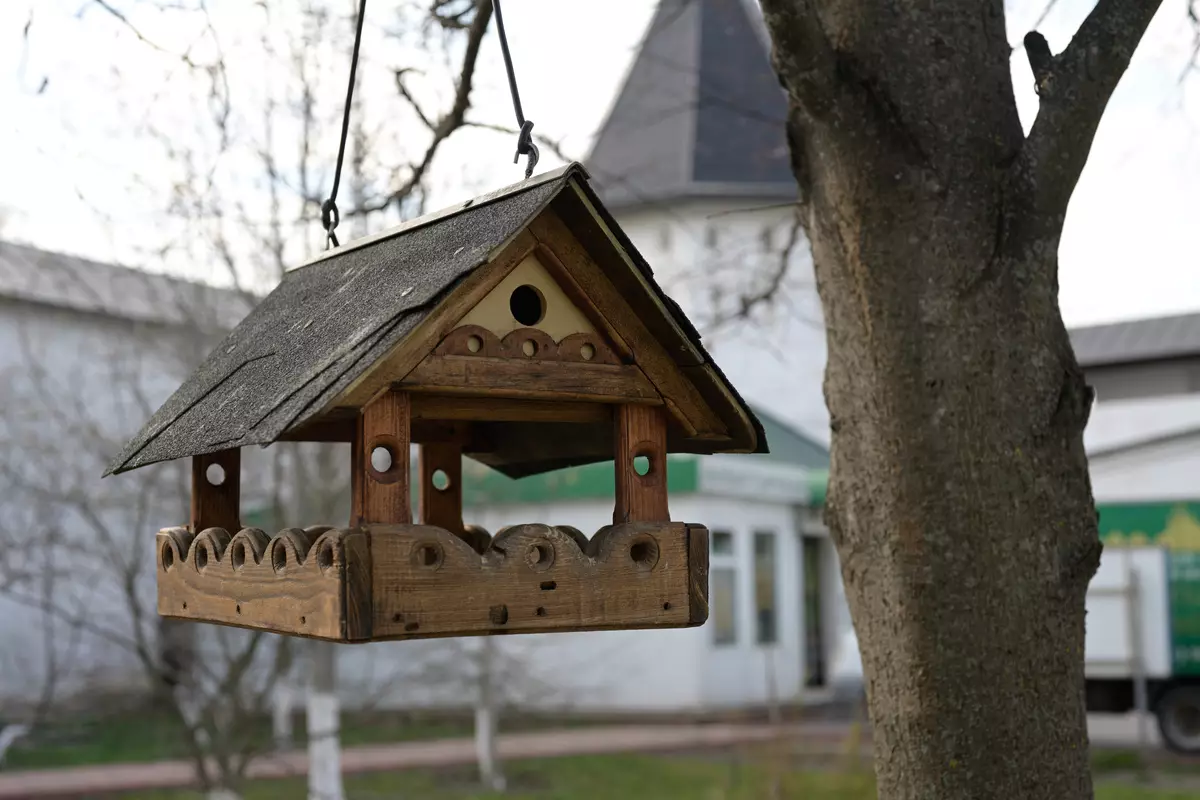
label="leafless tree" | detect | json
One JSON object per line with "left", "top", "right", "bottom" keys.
{"left": 2, "top": 0, "right": 567, "bottom": 794}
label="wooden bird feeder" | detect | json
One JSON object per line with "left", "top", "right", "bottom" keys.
{"left": 105, "top": 163, "right": 767, "bottom": 642}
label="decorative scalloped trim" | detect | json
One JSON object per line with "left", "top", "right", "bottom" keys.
{"left": 435, "top": 324, "right": 620, "bottom": 365}
{"left": 159, "top": 525, "right": 347, "bottom": 577}
{"left": 158, "top": 521, "right": 667, "bottom": 577}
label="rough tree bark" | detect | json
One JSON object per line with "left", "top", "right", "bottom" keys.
{"left": 759, "top": 1, "right": 1162, "bottom": 798}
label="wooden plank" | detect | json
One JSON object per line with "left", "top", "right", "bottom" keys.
{"left": 418, "top": 442, "right": 464, "bottom": 535}
{"left": 368, "top": 522, "right": 705, "bottom": 638}
{"left": 355, "top": 390, "right": 412, "bottom": 526}
{"left": 334, "top": 230, "right": 539, "bottom": 409}
{"left": 686, "top": 524, "right": 710, "bottom": 626}
{"left": 157, "top": 526, "right": 370, "bottom": 641}
{"left": 341, "top": 529, "right": 373, "bottom": 640}
{"left": 410, "top": 395, "right": 610, "bottom": 424}
{"left": 402, "top": 355, "right": 661, "bottom": 404}
{"left": 527, "top": 210, "right": 727, "bottom": 440}
{"left": 613, "top": 405, "right": 670, "bottom": 524}
{"left": 191, "top": 449, "right": 240, "bottom": 533}
{"left": 681, "top": 363, "right": 759, "bottom": 451}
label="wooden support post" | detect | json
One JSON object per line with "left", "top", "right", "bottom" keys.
{"left": 191, "top": 449, "right": 240, "bottom": 533}
{"left": 613, "top": 404, "right": 669, "bottom": 524}
{"left": 353, "top": 389, "right": 412, "bottom": 526}
{"left": 419, "top": 442, "right": 464, "bottom": 534}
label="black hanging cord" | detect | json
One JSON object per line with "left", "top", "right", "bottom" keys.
{"left": 493, "top": 0, "right": 539, "bottom": 179}
{"left": 322, "top": 0, "right": 368, "bottom": 249}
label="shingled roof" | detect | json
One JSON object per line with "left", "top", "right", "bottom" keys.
{"left": 0, "top": 240, "right": 249, "bottom": 330}
{"left": 105, "top": 162, "right": 767, "bottom": 479}
{"left": 1070, "top": 311, "right": 1200, "bottom": 368}
{"left": 585, "top": 0, "right": 796, "bottom": 210}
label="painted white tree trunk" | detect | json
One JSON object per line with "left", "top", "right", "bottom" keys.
{"left": 474, "top": 638, "right": 506, "bottom": 792}
{"left": 307, "top": 642, "right": 344, "bottom": 800}
{"left": 271, "top": 681, "right": 296, "bottom": 752}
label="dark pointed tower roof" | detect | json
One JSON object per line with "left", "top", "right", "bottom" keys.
{"left": 585, "top": 0, "right": 796, "bottom": 210}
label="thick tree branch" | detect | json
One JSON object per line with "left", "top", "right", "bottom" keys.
{"left": 1021, "top": 0, "right": 1164, "bottom": 218}
{"left": 758, "top": 0, "right": 841, "bottom": 120}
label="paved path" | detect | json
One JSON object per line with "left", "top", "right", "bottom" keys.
{"left": 0, "top": 722, "right": 857, "bottom": 799}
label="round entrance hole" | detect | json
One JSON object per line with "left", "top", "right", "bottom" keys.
{"left": 633, "top": 455, "right": 652, "bottom": 477}
{"left": 509, "top": 284, "right": 545, "bottom": 326}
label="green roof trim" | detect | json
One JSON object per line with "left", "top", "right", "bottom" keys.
{"left": 753, "top": 407, "right": 829, "bottom": 470}
{"left": 461, "top": 455, "right": 700, "bottom": 507}
{"left": 806, "top": 469, "right": 828, "bottom": 506}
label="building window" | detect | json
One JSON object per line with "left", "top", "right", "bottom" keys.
{"left": 754, "top": 531, "right": 778, "bottom": 645}
{"left": 711, "top": 530, "right": 733, "bottom": 556}
{"left": 711, "top": 567, "right": 737, "bottom": 646}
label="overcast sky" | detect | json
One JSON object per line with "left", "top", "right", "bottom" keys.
{"left": 1, "top": 0, "right": 1197, "bottom": 328}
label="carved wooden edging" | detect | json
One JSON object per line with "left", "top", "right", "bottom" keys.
{"left": 157, "top": 522, "right": 709, "bottom": 642}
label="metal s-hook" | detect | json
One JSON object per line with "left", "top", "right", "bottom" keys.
{"left": 493, "top": 0, "right": 538, "bottom": 180}
{"left": 514, "top": 120, "right": 539, "bottom": 179}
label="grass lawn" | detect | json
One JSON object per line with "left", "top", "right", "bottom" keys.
{"left": 3, "top": 708, "right": 477, "bottom": 771}
{"left": 114, "top": 754, "right": 1200, "bottom": 800}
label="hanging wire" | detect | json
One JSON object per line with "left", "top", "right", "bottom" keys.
{"left": 493, "top": 0, "right": 539, "bottom": 179}
{"left": 322, "top": 0, "right": 368, "bottom": 249}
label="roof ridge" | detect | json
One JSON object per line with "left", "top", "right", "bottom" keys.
{"left": 288, "top": 163, "right": 586, "bottom": 274}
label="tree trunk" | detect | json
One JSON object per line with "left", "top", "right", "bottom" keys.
{"left": 759, "top": 1, "right": 1163, "bottom": 797}
{"left": 307, "top": 642, "right": 344, "bottom": 800}
{"left": 474, "top": 638, "right": 506, "bottom": 792}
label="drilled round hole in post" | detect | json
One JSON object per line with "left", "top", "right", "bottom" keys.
{"left": 162, "top": 546, "right": 175, "bottom": 572}
{"left": 521, "top": 339, "right": 538, "bottom": 358}
{"left": 580, "top": 343, "right": 596, "bottom": 361}
{"left": 525, "top": 542, "right": 554, "bottom": 572}
{"left": 509, "top": 284, "right": 545, "bottom": 326}
{"left": 629, "top": 537, "right": 660, "bottom": 570}
{"left": 205, "top": 463, "right": 226, "bottom": 486}
{"left": 412, "top": 542, "right": 443, "bottom": 570}
{"left": 231, "top": 542, "right": 246, "bottom": 571}
{"left": 317, "top": 541, "right": 335, "bottom": 574}
{"left": 271, "top": 541, "right": 288, "bottom": 575}
{"left": 633, "top": 455, "right": 652, "bottom": 477}
{"left": 431, "top": 469, "right": 452, "bottom": 492}
{"left": 536, "top": 607, "right": 547, "bottom": 617}
{"left": 370, "top": 445, "right": 394, "bottom": 473}
{"left": 466, "top": 334, "right": 483, "bottom": 353}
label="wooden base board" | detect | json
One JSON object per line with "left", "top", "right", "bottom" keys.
{"left": 157, "top": 521, "right": 709, "bottom": 642}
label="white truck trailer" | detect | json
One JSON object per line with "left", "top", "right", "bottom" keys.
{"left": 1085, "top": 546, "right": 1200, "bottom": 752}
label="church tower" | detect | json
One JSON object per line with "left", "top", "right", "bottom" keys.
{"left": 586, "top": 0, "right": 828, "bottom": 439}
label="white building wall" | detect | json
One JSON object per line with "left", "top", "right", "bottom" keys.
{"left": 614, "top": 200, "right": 829, "bottom": 440}
{"left": 0, "top": 299, "right": 192, "bottom": 703}
{"left": 1089, "top": 434, "right": 1200, "bottom": 503}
